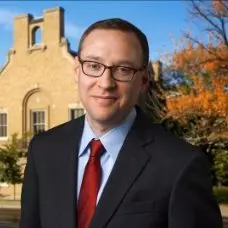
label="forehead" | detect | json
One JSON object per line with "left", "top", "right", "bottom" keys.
{"left": 80, "top": 29, "right": 143, "bottom": 65}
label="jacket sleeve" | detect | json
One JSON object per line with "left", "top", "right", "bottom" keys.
{"left": 19, "top": 136, "right": 41, "bottom": 228}
{"left": 168, "top": 152, "right": 223, "bottom": 228}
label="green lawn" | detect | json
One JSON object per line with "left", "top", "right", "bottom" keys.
{"left": 214, "top": 186, "right": 228, "bottom": 204}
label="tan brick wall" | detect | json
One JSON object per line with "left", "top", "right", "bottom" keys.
{"left": 0, "top": 8, "right": 83, "bottom": 198}
{"left": 0, "top": 7, "right": 83, "bottom": 148}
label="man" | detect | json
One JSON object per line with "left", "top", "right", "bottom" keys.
{"left": 19, "top": 18, "right": 223, "bottom": 228}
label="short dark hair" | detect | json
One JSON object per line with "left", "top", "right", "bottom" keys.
{"left": 77, "top": 18, "right": 149, "bottom": 67}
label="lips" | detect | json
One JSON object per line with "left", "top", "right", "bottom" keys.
{"left": 92, "top": 95, "right": 117, "bottom": 100}
{"left": 92, "top": 95, "right": 118, "bottom": 105}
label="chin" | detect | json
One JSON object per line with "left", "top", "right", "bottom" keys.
{"left": 92, "top": 110, "right": 120, "bottom": 124}
{"left": 94, "top": 113, "right": 116, "bottom": 123}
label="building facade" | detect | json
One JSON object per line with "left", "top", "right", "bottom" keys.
{"left": 0, "top": 7, "right": 84, "bottom": 147}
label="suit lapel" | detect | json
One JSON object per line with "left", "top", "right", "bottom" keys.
{"left": 89, "top": 109, "right": 155, "bottom": 228}
{"left": 56, "top": 116, "right": 84, "bottom": 228}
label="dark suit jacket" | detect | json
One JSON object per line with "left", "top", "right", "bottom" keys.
{"left": 19, "top": 108, "right": 223, "bottom": 228}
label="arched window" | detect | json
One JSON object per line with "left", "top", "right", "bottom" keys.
{"left": 32, "top": 26, "right": 42, "bottom": 45}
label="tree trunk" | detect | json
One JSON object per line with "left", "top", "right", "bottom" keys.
{"left": 13, "top": 184, "right": 16, "bottom": 200}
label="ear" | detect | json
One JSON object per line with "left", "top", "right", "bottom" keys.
{"left": 74, "top": 56, "right": 80, "bottom": 83}
{"left": 141, "top": 69, "right": 149, "bottom": 92}
{"left": 142, "top": 75, "right": 148, "bottom": 84}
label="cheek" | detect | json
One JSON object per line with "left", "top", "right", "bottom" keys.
{"left": 119, "top": 83, "right": 141, "bottom": 102}
{"left": 78, "top": 75, "right": 95, "bottom": 93}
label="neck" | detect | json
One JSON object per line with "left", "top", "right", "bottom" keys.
{"left": 87, "top": 120, "right": 114, "bottom": 138}
{"left": 86, "top": 111, "right": 132, "bottom": 138}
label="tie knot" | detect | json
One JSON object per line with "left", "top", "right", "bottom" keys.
{"left": 90, "top": 139, "right": 104, "bottom": 157}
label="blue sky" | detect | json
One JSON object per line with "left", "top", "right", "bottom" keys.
{"left": 0, "top": 1, "right": 199, "bottom": 68}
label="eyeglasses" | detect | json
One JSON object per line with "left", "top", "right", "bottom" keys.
{"left": 78, "top": 57, "right": 146, "bottom": 82}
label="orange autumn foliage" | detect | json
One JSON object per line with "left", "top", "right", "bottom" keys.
{"left": 171, "top": 0, "right": 228, "bottom": 76}
{"left": 164, "top": 0, "right": 228, "bottom": 127}
{"left": 172, "top": 40, "right": 228, "bottom": 76}
{"left": 166, "top": 77, "right": 228, "bottom": 121}
{"left": 212, "top": 0, "right": 228, "bottom": 16}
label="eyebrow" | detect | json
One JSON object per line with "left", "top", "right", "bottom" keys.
{"left": 81, "top": 55, "right": 104, "bottom": 62}
{"left": 115, "top": 61, "right": 136, "bottom": 68}
{"left": 81, "top": 55, "right": 137, "bottom": 68}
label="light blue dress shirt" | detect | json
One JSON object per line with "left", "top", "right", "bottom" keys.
{"left": 77, "top": 108, "right": 137, "bottom": 203}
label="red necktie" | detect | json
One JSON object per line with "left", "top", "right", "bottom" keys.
{"left": 77, "top": 139, "right": 104, "bottom": 228}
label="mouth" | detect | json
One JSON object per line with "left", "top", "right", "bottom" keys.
{"left": 91, "top": 95, "right": 118, "bottom": 105}
{"left": 93, "top": 95, "right": 118, "bottom": 100}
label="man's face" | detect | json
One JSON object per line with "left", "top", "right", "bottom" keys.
{"left": 75, "top": 29, "right": 147, "bottom": 127}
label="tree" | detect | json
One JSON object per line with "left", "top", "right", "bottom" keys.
{"left": 167, "top": 77, "right": 228, "bottom": 122}
{"left": 0, "top": 160, "right": 5, "bottom": 183}
{"left": 0, "top": 133, "right": 28, "bottom": 199}
{"left": 142, "top": 61, "right": 167, "bottom": 123}
{"left": 165, "top": 0, "right": 228, "bottom": 140}
{"left": 212, "top": 142, "right": 228, "bottom": 186}
{"left": 161, "top": 0, "right": 228, "bottom": 186}
{"left": 172, "top": 0, "right": 228, "bottom": 77}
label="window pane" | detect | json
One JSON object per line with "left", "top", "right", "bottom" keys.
{"left": 34, "top": 125, "right": 37, "bottom": 135}
{"left": 31, "top": 111, "right": 45, "bottom": 135}
{"left": 71, "top": 109, "right": 75, "bottom": 120}
{"left": 38, "top": 112, "right": 40, "bottom": 124}
{"left": 3, "top": 126, "right": 6, "bottom": 137}
{"left": 41, "top": 112, "right": 44, "bottom": 122}
{"left": 0, "top": 113, "right": 7, "bottom": 137}
{"left": 33, "top": 27, "right": 42, "bottom": 45}
{"left": 4, "top": 113, "right": 7, "bottom": 124}
{"left": 33, "top": 112, "right": 37, "bottom": 124}
{"left": 79, "top": 109, "right": 84, "bottom": 117}
{"left": 0, "top": 113, "right": 6, "bottom": 125}
{"left": 70, "top": 108, "right": 84, "bottom": 120}
{"left": 76, "top": 110, "right": 79, "bottom": 117}
{"left": 2, "top": 114, "right": 4, "bottom": 123}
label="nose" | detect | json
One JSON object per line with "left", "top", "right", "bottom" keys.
{"left": 97, "top": 68, "right": 116, "bottom": 89}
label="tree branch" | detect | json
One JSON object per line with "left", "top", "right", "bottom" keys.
{"left": 220, "top": 17, "right": 228, "bottom": 46}
{"left": 191, "top": 0, "right": 224, "bottom": 35}
{"left": 183, "top": 32, "right": 225, "bottom": 61}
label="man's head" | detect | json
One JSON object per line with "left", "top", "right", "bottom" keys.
{"left": 78, "top": 18, "right": 149, "bottom": 68}
{"left": 75, "top": 18, "right": 149, "bottom": 132}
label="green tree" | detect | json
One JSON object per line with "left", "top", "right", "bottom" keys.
{"left": 0, "top": 160, "right": 5, "bottom": 183}
{"left": 211, "top": 140, "right": 228, "bottom": 186}
{"left": 0, "top": 133, "right": 28, "bottom": 199}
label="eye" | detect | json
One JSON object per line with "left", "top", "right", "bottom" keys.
{"left": 116, "top": 66, "right": 132, "bottom": 75}
{"left": 85, "top": 62, "right": 102, "bottom": 71}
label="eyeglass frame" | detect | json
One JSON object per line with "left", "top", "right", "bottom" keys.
{"left": 78, "top": 56, "right": 147, "bottom": 82}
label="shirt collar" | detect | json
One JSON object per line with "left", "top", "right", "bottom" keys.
{"left": 79, "top": 108, "right": 137, "bottom": 162}
{"left": 78, "top": 117, "right": 96, "bottom": 157}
